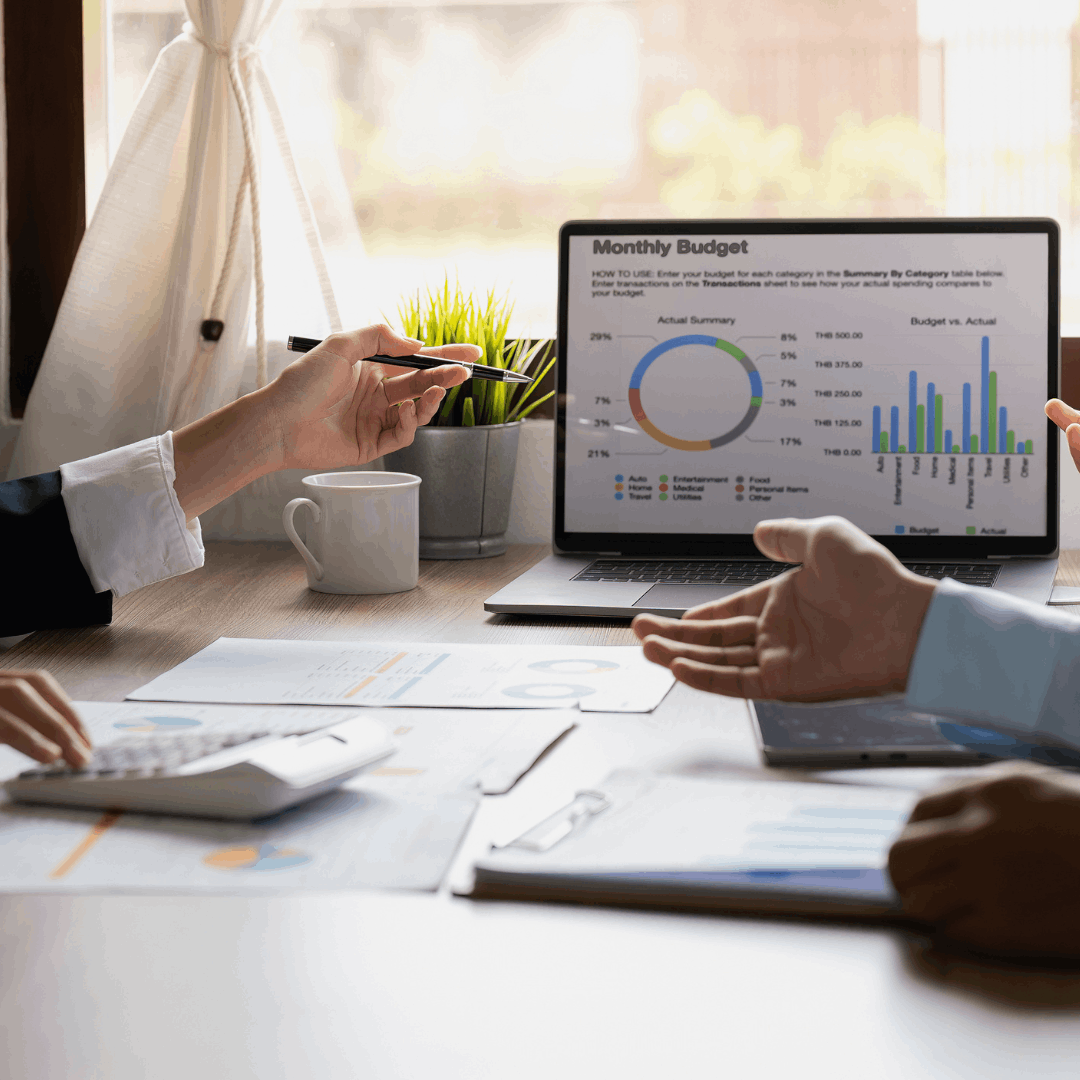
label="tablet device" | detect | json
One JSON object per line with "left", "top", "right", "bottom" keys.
{"left": 751, "top": 699, "right": 1080, "bottom": 768}
{"left": 751, "top": 699, "right": 995, "bottom": 767}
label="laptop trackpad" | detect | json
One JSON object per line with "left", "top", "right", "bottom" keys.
{"left": 632, "top": 584, "right": 746, "bottom": 614}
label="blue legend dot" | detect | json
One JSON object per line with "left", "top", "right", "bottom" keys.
{"left": 894, "top": 525, "right": 905, "bottom": 534}
{"left": 615, "top": 493, "right": 624, "bottom": 500}
{"left": 615, "top": 474, "right": 624, "bottom": 482}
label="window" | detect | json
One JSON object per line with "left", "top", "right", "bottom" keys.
{"left": 91, "top": 0, "right": 1080, "bottom": 342}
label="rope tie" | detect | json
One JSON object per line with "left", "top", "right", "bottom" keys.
{"left": 183, "top": 21, "right": 267, "bottom": 388}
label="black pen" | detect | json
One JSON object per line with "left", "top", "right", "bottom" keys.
{"left": 287, "top": 335, "right": 532, "bottom": 384}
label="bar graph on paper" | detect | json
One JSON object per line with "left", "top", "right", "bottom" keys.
{"left": 870, "top": 336, "right": 1033, "bottom": 455}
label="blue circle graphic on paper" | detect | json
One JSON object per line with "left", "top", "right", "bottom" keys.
{"left": 501, "top": 683, "right": 596, "bottom": 700}
{"left": 527, "top": 659, "right": 620, "bottom": 676}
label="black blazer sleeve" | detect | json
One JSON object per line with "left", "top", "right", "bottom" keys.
{"left": 0, "top": 470, "right": 112, "bottom": 636}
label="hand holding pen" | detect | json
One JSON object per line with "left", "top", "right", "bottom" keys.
{"left": 287, "top": 335, "right": 533, "bottom": 384}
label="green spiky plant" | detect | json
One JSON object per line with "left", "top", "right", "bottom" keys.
{"left": 396, "top": 277, "right": 556, "bottom": 427}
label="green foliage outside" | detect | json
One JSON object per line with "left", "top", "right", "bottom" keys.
{"left": 396, "top": 278, "right": 556, "bottom": 427}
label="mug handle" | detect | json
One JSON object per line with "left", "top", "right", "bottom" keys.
{"left": 283, "top": 498, "right": 324, "bottom": 581}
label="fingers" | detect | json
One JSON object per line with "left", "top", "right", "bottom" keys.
{"left": 380, "top": 365, "right": 468, "bottom": 406}
{"left": 897, "top": 873, "right": 974, "bottom": 925}
{"left": 683, "top": 579, "right": 776, "bottom": 621}
{"left": 1045, "top": 397, "right": 1080, "bottom": 431}
{"left": 753, "top": 517, "right": 817, "bottom": 564}
{"left": 376, "top": 397, "right": 420, "bottom": 457}
{"left": 417, "top": 343, "right": 483, "bottom": 363}
{"left": 1, "top": 669, "right": 89, "bottom": 744}
{"left": 668, "top": 656, "right": 764, "bottom": 698}
{"left": 0, "top": 709, "right": 64, "bottom": 763}
{"left": 641, "top": 634, "right": 756, "bottom": 671}
{"left": 1067, "top": 425, "right": 1080, "bottom": 476}
{"left": 888, "top": 816, "right": 971, "bottom": 890}
{"left": 317, "top": 325, "right": 481, "bottom": 369}
{"left": 0, "top": 678, "right": 92, "bottom": 766}
{"left": 632, "top": 612, "right": 757, "bottom": 646}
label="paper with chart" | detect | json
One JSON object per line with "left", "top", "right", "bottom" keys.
{"left": 0, "top": 787, "right": 478, "bottom": 894}
{"left": 126, "top": 639, "right": 674, "bottom": 712}
{"left": 478, "top": 772, "right": 920, "bottom": 878}
{"left": 0, "top": 702, "right": 576, "bottom": 894}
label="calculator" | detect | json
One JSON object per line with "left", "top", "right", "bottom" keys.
{"left": 3, "top": 717, "right": 396, "bottom": 820}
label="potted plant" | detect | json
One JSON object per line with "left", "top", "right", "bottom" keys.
{"left": 383, "top": 279, "right": 556, "bottom": 558}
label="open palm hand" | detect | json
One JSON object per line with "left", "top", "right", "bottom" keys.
{"left": 632, "top": 516, "right": 936, "bottom": 701}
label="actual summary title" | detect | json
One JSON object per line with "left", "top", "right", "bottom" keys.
{"left": 592, "top": 238, "right": 749, "bottom": 258}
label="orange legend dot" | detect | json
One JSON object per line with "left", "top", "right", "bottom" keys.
{"left": 735, "top": 484, "right": 744, "bottom": 493}
{"left": 615, "top": 483, "right": 624, "bottom": 491}
{"left": 659, "top": 483, "right": 668, "bottom": 492}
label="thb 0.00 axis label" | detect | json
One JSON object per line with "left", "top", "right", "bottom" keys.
{"left": 628, "top": 334, "right": 763, "bottom": 452}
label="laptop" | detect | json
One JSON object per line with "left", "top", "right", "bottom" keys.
{"left": 485, "top": 218, "right": 1060, "bottom": 618}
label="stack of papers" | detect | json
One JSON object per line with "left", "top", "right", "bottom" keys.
{"left": 0, "top": 702, "right": 575, "bottom": 895}
{"left": 126, "top": 639, "right": 674, "bottom": 712}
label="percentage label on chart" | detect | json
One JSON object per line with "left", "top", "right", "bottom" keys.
{"left": 594, "top": 419, "right": 610, "bottom": 427}
{"left": 780, "top": 398, "right": 796, "bottom": 407}
{"left": 591, "top": 332, "right": 613, "bottom": 341}
{"left": 781, "top": 333, "right": 797, "bottom": 341}
{"left": 780, "top": 437, "right": 802, "bottom": 446}
{"left": 589, "top": 449, "right": 610, "bottom": 458}
{"left": 781, "top": 379, "right": 796, "bottom": 387}
{"left": 595, "top": 396, "right": 611, "bottom": 405}
{"left": 781, "top": 352, "right": 797, "bottom": 360}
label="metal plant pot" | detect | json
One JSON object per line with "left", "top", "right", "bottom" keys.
{"left": 383, "top": 421, "right": 521, "bottom": 559}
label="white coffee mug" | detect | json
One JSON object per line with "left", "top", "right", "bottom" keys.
{"left": 283, "top": 472, "right": 421, "bottom": 595}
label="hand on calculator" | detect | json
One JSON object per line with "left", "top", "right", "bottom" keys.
{"left": 0, "top": 670, "right": 91, "bottom": 767}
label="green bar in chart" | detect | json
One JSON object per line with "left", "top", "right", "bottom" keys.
{"left": 879, "top": 432, "right": 888, "bottom": 452}
{"left": 915, "top": 405, "right": 925, "bottom": 452}
{"left": 934, "top": 394, "right": 943, "bottom": 453}
{"left": 1006, "top": 430, "right": 1015, "bottom": 453}
{"left": 970, "top": 434, "right": 978, "bottom": 452}
{"left": 1026, "top": 439, "right": 1033, "bottom": 453}
{"left": 988, "top": 372, "right": 997, "bottom": 452}
{"left": 899, "top": 445, "right": 906, "bottom": 452}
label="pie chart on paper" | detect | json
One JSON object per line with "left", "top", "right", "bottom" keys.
{"left": 204, "top": 843, "right": 311, "bottom": 872}
{"left": 501, "top": 683, "right": 597, "bottom": 701}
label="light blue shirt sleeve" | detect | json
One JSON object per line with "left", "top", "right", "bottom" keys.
{"left": 905, "top": 577, "right": 1080, "bottom": 747}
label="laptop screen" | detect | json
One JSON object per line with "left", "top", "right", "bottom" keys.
{"left": 555, "top": 219, "right": 1059, "bottom": 559}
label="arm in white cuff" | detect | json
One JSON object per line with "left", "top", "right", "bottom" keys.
{"left": 905, "top": 577, "right": 1080, "bottom": 746}
{"left": 60, "top": 432, "right": 205, "bottom": 598}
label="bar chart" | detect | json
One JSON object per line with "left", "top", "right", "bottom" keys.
{"left": 870, "top": 337, "right": 1034, "bottom": 455}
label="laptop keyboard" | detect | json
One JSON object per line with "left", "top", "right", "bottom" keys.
{"left": 572, "top": 560, "right": 1001, "bottom": 588}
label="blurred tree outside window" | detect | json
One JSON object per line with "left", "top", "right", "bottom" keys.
{"left": 87, "top": 0, "right": 1080, "bottom": 341}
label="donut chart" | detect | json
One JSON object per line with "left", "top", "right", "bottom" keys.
{"left": 628, "top": 334, "right": 763, "bottom": 452}
{"left": 527, "top": 659, "right": 620, "bottom": 675}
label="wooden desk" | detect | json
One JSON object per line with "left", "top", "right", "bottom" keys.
{"left": 3, "top": 545, "right": 1080, "bottom": 1080}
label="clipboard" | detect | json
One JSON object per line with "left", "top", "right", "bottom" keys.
{"left": 471, "top": 771, "right": 920, "bottom": 919}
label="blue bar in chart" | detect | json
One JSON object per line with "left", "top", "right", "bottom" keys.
{"left": 871, "top": 337, "right": 1030, "bottom": 455}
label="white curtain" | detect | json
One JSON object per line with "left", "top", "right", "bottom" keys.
{"left": 8, "top": 0, "right": 340, "bottom": 480}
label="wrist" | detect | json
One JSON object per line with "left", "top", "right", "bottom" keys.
{"left": 172, "top": 390, "right": 284, "bottom": 520}
{"left": 891, "top": 573, "right": 937, "bottom": 691}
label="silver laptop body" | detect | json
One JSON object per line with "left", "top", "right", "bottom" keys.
{"left": 486, "top": 219, "right": 1060, "bottom": 618}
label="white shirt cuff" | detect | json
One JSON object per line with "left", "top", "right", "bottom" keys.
{"left": 60, "top": 432, "right": 205, "bottom": 598}
{"left": 906, "top": 577, "right": 1080, "bottom": 745}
